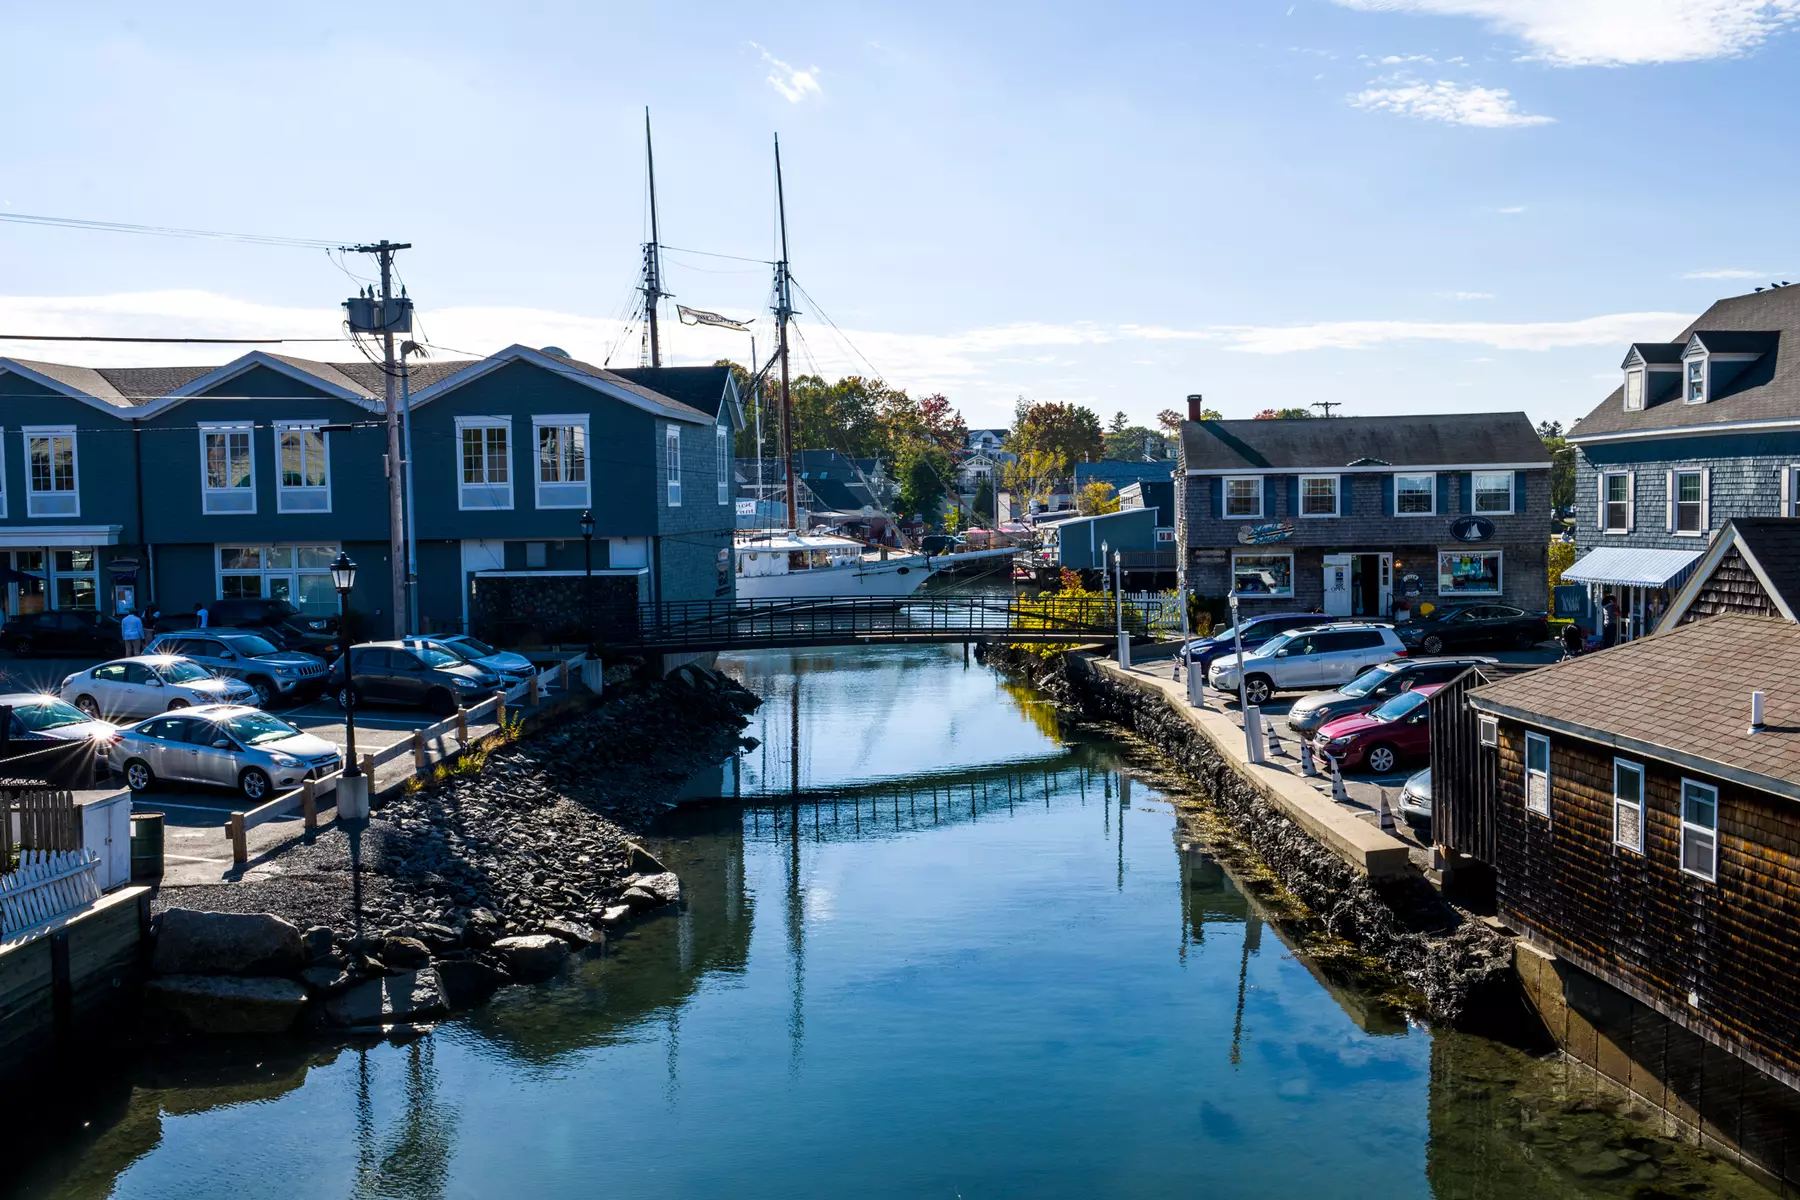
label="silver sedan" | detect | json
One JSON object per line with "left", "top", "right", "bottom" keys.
{"left": 60, "top": 655, "right": 258, "bottom": 721}
{"left": 111, "top": 704, "right": 344, "bottom": 802}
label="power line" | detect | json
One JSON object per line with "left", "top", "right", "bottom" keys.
{"left": 659, "top": 243, "right": 772, "bottom": 265}
{"left": 0, "top": 211, "right": 344, "bottom": 249}
{"left": 0, "top": 333, "right": 345, "bottom": 344}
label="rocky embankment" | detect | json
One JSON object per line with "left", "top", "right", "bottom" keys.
{"left": 147, "top": 664, "right": 760, "bottom": 1035}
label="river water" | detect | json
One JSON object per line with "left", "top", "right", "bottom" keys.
{"left": 8, "top": 646, "right": 1773, "bottom": 1198}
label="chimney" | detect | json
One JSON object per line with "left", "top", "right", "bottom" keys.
{"left": 1187, "top": 393, "right": 1205, "bottom": 422}
{"left": 1750, "top": 690, "right": 1766, "bottom": 734}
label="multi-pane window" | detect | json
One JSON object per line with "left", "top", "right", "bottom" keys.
{"left": 1524, "top": 732, "right": 1550, "bottom": 817}
{"left": 1299, "top": 475, "right": 1338, "bottom": 517}
{"left": 1395, "top": 473, "right": 1434, "bottom": 515}
{"left": 218, "top": 544, "right": 339, "bottom": 614}
{"left": 52, "top": 549, "right": 96, "bottom": 610}
{"left": 1613, "top": 759, "right": 1644, "bottom": 853}
{"left": 1624, "top": 368, "right": 1644, "bottom": 411}
{"left": 1686, "top": 357, "right": 1707, "bottom": 404}
{"left": 26, "top": 428, "right": 78, "bottom": 517}
{"left": 1472, "top": 471, "right": 1514, "bottom": 515}
{"left": 458, "top": 419, "right": 512, "bottom": 509}
{"left": 717, "top": 425, "right": 730, "bottom": 505}
{"left": 534, "top": 418, "right": 589, "bottom": 508}
{"left": 1603, "top": 473, "right": 1631, "bottom": 532}
{"left": 666, "top": 426, "right": 682, "bottom": 507}
{"left": 1674, "top": 470, "right": 1703, "bottom": 533}
{"left": 202, "top": 425, "right": 255, "bottom": 514}
{"left": 1223, "top": 476, "right": 1262, "bottom": 518}
{"left": 277, "top": 423, "right": 329, "bottom": 513}
{"left": 1439, "top": 550, "right": 1501, "bottom": 595}
{"left": 1681, "top": 779, "right": 1718, "bottom": 881}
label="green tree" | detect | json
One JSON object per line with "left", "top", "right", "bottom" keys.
{"left": 1077, "top": 479, "right": 1120, "bottom": 515}
{"left": 972, "top": 477, "right": 995, "bottom": 523}
{"left": 1012, "top": 402, "right": 1104, "bottom": 472}
{"left": 1538, "top": 421, "right": 1575, "bottom": 512}
{"left": 897, "top": 440, "right": 951, "bottom": 528}
{"left": 1002, "top": 448, "right": 1070, "bottom": 509}
{"left": 1253, "top": 407, "right": 1315, "bottom": 419}
{"left": 1103, "top": 424, "right": 1170, "bottom": 461}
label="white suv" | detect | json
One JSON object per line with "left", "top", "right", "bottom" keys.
{"left": 1207, "top": 623, "right": 1406, "bottom": 706}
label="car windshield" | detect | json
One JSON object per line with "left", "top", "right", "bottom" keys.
{"left": 1341, "top": 666, "right": 1400, "bottom": 698}
{"left": 220, "top": 710, "right": 301, "bottom": 746}
{"left": 14, "top": 699, "right": 91, "bottom": 731}
{"left": 456, "top": 637, "right": 498, "bottom": 657}
{"left": 155, "top": 660, "right": 213, "bottom": 684}
{"left": 1371, "top": 690, "right": 1430, "bottom": 722}
{"left": 414, "top": 646, "right": 461, "bottom": 668}
{"left": 1253, "top": 633, "right": 1293, "bottom": 656}
{"left": 221, "top": 634, "right": 280, "bottom": 657}
{"left": 1204, "top": 625, "right": 1238, "bottom": 644}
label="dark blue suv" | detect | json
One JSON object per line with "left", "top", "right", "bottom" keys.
{"left": 1184, "top": 611, "right": 1328, "bottom": 676}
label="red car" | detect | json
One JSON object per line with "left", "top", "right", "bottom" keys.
{"left": 1312, "top": 683, "right": 1443, "bottom": 775}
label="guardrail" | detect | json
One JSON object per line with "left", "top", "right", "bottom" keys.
{"left": 226, "top": 655, "right": 581, "bottom": 866}
{"left": 615, "top": 595, "right": 1124, "bottom": 652}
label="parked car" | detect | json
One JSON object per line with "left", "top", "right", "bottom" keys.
{"left": 1286, "top": 655, "right": 1495, "bottom": 734}
{"left": 1207, "top": 623, "right": 1407, "bottom": 707}
{"left": 326, "top": 641, "right": 501, "bottom": 715}
{"left": 1398, "top": 767, "right": 1432, "bottom": 826}
{"left": 145, "top": 629, "right": 327, "bottom": 707}
{"left": 0, "top": 610, "right": 125, "bottom": 658}
{"left": 0, "top": 692, "right": 119, "bottom": 783}
{"left": 160, "top": 598, "right": 339, "bottom": 655}
{"left": 1311, "top": 684, "right": 1445, "bottom": 775}
{"left": 111, "top": 704, "right": 343, "bottom": 802}
{"left": 405, "top": 634, "right": 535, "bottom": 685}
{"left": 1395, "top": 603, "right": 1550, "bottom": 655}
{"left": 58, "top": 655, "right": 259, "bottom": 721}
{"left": 1184, "top": 612, "right": 1329, "bottom": 677}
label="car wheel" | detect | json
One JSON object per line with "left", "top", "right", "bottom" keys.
{"left": 12, "top": 636, "right": 33, "bottom": 658}
{"left": 239, "top": 767, "right": 272, "bottom": 802}
{"left": 335, "top": 685, "right": 357, "bottom": 711}
{"left": 249, "top": 676, "right": 277, "bottom": 707}
{"left": 427, "top": 687, "right": 457, "bottom": 717}
{"left": 166, "top": 699, "right": 189, "bottom": 711}
{"left": 1421, "top": 635, "right": 1445, "bottom": 655}
{"left": 74, "top": 694, "right": 101, "bottom": 719}
{"left": 1243, "top": 674, "right": 1275, "bottom": 707}
{"left": 1365, "top": 743, "right": 1398, "bottom": 774}
{"left": 1512, "top": 629, "right": 1537, "bottom": 650}
{"left": 124, "top": 758, "right": 155, "bottom": 792}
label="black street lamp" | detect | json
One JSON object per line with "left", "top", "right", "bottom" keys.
{"left": 329, "top": 548, "right": 368, "bottom": 950}
{"left": 579, "top": 510, "right": 595, "bottom": 648}
{"left": 579, "top": 509, "right": 595, "bottom": 575}
{"left": 331, "top": 550, "right": 361, "bottom": 782}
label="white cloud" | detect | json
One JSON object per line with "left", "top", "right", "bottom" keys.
{"left": 751, "top": 43, "right": 822, "bottom": 103}
{"left": 1213, "top": 311, "right": 1692, "bottom": 354}
{"left": 1497, "top": 204, "right": 1528, "bottom": 213}
{"left": 1351, "top": 78, "right": 1554, "bottom": 126}
{"left": 1331, "top": 0, "right": 1800, "bottom": 67}
{"left": 1680, "top": 267, "right": 1766, "bottom": 279}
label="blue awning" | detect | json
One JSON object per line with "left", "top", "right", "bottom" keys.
{"left": 1562, "top": 546, "right": 1703, "bottom": 589}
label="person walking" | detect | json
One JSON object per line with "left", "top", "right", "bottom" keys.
{"left": 1599, "top": 595, "right": 1620, "bottom": 649}
{"left": 121, "top": 608, "right": 144, "bottom": 656}
{"left": 194, "top": 601, "right": 210, "bottom": 629}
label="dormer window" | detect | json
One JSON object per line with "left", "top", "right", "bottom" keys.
{"left": 1624, "top": 368, "right": 1644, "bottom": 411}
{"left": 1685, "top": 355, "right": 1707, "bottom": 404}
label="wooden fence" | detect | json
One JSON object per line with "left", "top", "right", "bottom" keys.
{"left": 1, "top": 848, "right": 102, "bottom": 938}
{"left": 1, "top": 789, "right": 82, "bottom": 869}
{"left": 226, "top": 656, "right": 581, "bottom": 865}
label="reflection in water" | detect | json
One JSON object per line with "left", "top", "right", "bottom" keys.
{"left": 7, "top": 645, "right": 1776, "bottom": 1200}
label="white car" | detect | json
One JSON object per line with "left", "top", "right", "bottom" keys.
{"left": 1206, "top": 623, "right": 1407, "bottom": 706}
{"left": 60, "top": 655, "right": 259, "bottom": 721}
{"left": 110, "top": 704, "right": 343, "bottom": 801}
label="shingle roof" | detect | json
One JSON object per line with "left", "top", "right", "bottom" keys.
{"left": 1469, "top": 614, "right": 1800, "bottom": 801}
{"left": 1178, "top": 412, "right": 1547, "bottom": 472}
{"left": 609, "top": 366, "right": 736, "bottom": 420}
{"left": 93, "top": 365, "right": 218, "bottom": 403}
{"left": 336, "top": 359, "right": 474, "bottom": 396}
{"left": 535, "top": 351, "right": 713, "bottom": 422}
{"left": 1735, "top": 519, "right": 1800, "bottom": 615}
{"left": 7, "top": 359, "right": 134, "bottom": 407}
{"left": 1572, "top": 286, "right": 1800, "bottom": 440}
{"left": 1073, "top": 460, "right": 1176, "bottom": 487}
{"left": 1627, "top": 342, "right": 1686, "bottom": 365}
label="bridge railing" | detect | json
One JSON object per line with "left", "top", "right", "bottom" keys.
{"left": 618, "top": 595, "right": 1123, "bottom": 650}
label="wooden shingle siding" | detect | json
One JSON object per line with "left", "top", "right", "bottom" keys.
{"left": 1574, "top": 433, "right": 1800, "bottom": 555}
{"left": 1494, "top": 719, "right": 1800, "bottom": 1083}
{"left": 1681, "top": 547, "right": 1777, "bottom": 622}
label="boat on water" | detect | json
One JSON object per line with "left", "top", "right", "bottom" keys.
{"left": 734, "top": 530, "right": 931, "bottom": 599}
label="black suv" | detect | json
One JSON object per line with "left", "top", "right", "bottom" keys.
{"left": 163, "top": 599, "right": 339, "bottom": 655}
{"left": 0, "top": 611, "right": 125, "bottom": 658}
{"left": 326, "top": 640, "right": 502, "bottom": 715}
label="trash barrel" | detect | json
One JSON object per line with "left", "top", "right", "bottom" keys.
{"left": 130, "top": 811, "right": 165, "bottom": 881}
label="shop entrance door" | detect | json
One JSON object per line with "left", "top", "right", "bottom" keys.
{"left": 1322, "top": 554, "right": 1354, "bottom": 616}
{"left": 1350, "top": 553, "right": 1393, "bottom": 618}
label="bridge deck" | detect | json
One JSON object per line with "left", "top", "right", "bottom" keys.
{"left": 611, "top": 596, "right": 1134, "bottom": 653}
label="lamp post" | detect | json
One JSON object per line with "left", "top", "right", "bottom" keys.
{"left": 579, "top": 509, "right": 595, "bottom": 650}
{"left": 1114, "top": 549, "right": 1131, "bottom": 669}
{"left": 330, "top": 550, "right": 369, "bottom": 950}
{"left": 1229, "top": 593, "right": 1264, "bottom": 763}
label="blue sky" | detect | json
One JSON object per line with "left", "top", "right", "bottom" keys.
{"left": 2, "top": 1, "right": 1798, "bottom": 431}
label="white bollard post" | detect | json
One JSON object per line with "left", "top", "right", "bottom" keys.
{"left": 1328, "top": 754, "right": 1350, "bottom": 805}
{"left": 1378, "top": 788, "right": 1398, "bottom": 835}
{"left": 1186, "top": 656, "right": 1203, "bottom": 708}
{"left": 1263, "top": 714, "right": 1288, "bottom": 759}
{"left": 1300, "top": 740, "right": 1318, "bottom": 777}
{"left": 1243, "top": 704, "right": 1268, "bottom": 764}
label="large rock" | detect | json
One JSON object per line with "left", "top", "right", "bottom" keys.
{"left": 596, "top": 904, "right": 633, "bottom": 928}
{"left": 490, "top": 934, "right": 568, "bottom": 982}
{"left": 147, "top": 974, "right": 308, "bottom": 1034}
{"left": 325, "top": 969, "right": 449, "bottom": 1028}
{"left": 301, "top": 926, "right": 335, "bottom": 963}
{"left": 436, "top": 959, "right": 509, "bottom": 1010}
{"left": 153, "top": 909, "right": 304, "bottom": 978}
{"left": 622, "top": 872, "right": 681, "bottom": 910}
{"left": 541, "top": 919, "right": 600, "bottom": 947}
{"left": 623, "top": 841, "right": 666, "bottom": 875}
{"left": 382, "top": 936, "right": 432, "bottom": 970}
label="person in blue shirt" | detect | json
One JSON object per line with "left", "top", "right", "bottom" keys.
{"left": 194, "top": 602, "right": 210, "bottom": 629}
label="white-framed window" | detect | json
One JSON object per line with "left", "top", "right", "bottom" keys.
{"left": 1230, "top": 550, "right": 1293, "bottom": 598}
{"left": 217, "top": 544, "right": 340, "bottom": 615}
{"left": 1673, "top": 469, "right": 1704, "bottom": 534}
{"left": 1786, "top": 465, "right": 1800, "bottom": 518}
{"left": 457, "top": 416, "right": 512, "bottom": 510}
{"left": 666, "top": 425, "right": 682, "bottom": 507}
{"left": 1524, "top": 731, "right": 1550, "bottom": 818}
{"left": 1299, "top": 474, "right": 1339, "bottom": 518}
{"left": 200, "top": 423, "right": 256, "bottom": 514}
{"left": 1680, "top": 778, "right": 1718, "bottom": 881}
{"left": 1472, "top": 470, "right": 1514, "bottom": 515}
{"left": 24, "top": 426, "right": 78, "bottom": 518}
{"left": 1602, "top": 471, "right": 1632, "bottom": 533}
{"left": 275, "top": 421, "right": 330, "bottom": 513}
{"left": 532, "top": 415, "right": 590, "bottom": 509}
{"left": 1624, "top": 368, "right": 1645, "bottom": 411}
{"left": 1438, "top": 549, "right": 1501, "bottom": 596}
{"left": 1685, "top": 355, "right": 1707, "bottom": 404}
{"left": 1395, "top": 472, "right": 1435, "bottom": 515}
{"left": 51, "top": 548, "right": 97, "bottom": 610}
{"left": 1223, "top": 476, "right": 1262, "bottom": 518}
{"left": 1613, "top": 759, "right": 1645, "bottom": 853}
{"left": 716, "top": 425, "right": 730, "bottom": 505}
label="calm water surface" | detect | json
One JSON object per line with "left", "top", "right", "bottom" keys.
{"left": 10, "top": 646, "right": 1771, "bottom": 1198}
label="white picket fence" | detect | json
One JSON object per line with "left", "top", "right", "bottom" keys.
{"left": 1121, "top": 591, "right": 1186, "bottom": 636}
{"left": 0, "top": 848, "right": 102, "bottom": 937}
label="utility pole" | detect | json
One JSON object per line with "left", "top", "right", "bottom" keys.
{"left": 773, "top": 134, "right": 799, "bottom": 531}
{"left": 343, "top": 239, "right": 412, "bottom": 637}
{"left": 642, "top": 108, "right": 668, "bottom": 368}
{"left": 1311, "top": 399, "right": 1342, "bottom": 418}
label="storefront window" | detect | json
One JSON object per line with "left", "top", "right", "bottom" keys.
{"left": 1438, "top": 550, "right": 1501, "bottom": 595}
{"left": 52, "top": 549, "right": 98, "bottom": 610}
{"left": 1231, "top": 552, "right": 1294, "bottom": 598}
{"left": 218, "top": 544, "right": 340, "bottom": 614}
{"left": 11, "top": 551, "right": 45, "bottom": 614}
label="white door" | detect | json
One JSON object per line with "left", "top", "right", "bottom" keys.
{"left": 1322, "top": 555, "right": 1353, "bottom": 617}
{"left": 1376, "top": 554, "right": 1393, "bottom": 619}
{"left": 460, "top": 539, "right": 508, "bottom": 631}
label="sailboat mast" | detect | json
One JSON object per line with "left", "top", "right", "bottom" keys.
{"left": 774, "top": 134, "right": 799, "bottom": 530}
{"left": 643, "top": 107, "right": 666, "bottom": 368}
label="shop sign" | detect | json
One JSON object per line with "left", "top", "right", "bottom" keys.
{"left": 1402, "top": 572, "right": 1421, "bottom": 596}
{"left": 1449, "top": 516, "right": 1496, "bottom": 543}
{"left": 1236, "top": 519, "right": 1296, "bottom": 545}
